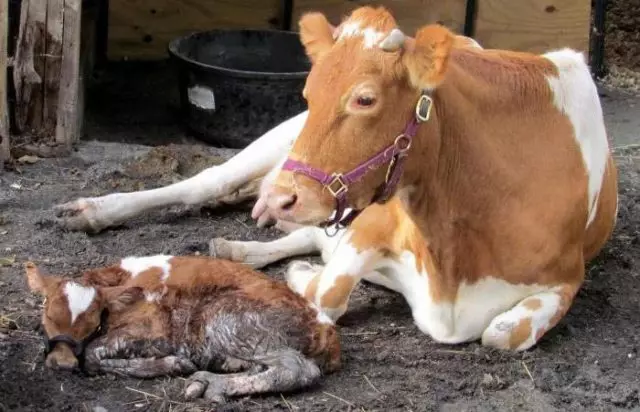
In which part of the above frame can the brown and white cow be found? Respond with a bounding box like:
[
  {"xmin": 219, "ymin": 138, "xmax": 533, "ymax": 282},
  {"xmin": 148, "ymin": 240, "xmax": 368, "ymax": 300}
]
[
  {"xmin": 53, "ymin": 6, "xmax": 617, "ymax": 351},
  {"xmin": 24, "ymin": 256, "xmax": 340, "ymax": 402}
]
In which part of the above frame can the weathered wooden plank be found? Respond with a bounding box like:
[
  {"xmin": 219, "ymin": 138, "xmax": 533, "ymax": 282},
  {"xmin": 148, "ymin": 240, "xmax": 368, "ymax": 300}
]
[
  {"xmin": 292, "ymin": 0, "xmax": 467, "ymax": 35},
  {"xmin": 0, "ymin": 0, "xmax": 10, "ymax": 164},
  {"xmin": 107, "ymin": 0, "xmax": 282, "ymax": 60},
  {"xmin": 43, "ymin": 0, "xmax": 64, "ymax": 136},
  {"xmin": 474, "ymin": 0, "xmax": 591, "ymax": 54},
  {"xmin": 13, "ymin": 0, "xmax": 47, "ymax": 134},
  {"xmin": 55, "ymin": 0, "xmax": 82, "ymax": 146}
]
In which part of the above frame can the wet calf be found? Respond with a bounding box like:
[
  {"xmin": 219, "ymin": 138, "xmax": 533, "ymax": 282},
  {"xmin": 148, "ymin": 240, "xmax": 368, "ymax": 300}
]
[{"xmin": 24, "ymin": 256, "xmax": 341, "ymax": 402}]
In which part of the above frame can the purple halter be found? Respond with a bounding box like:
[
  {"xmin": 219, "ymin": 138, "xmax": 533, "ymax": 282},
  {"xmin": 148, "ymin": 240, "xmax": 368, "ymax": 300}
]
[{"xmin": 281, "ymin": 90, "xmax": 434, "ymax": 236}]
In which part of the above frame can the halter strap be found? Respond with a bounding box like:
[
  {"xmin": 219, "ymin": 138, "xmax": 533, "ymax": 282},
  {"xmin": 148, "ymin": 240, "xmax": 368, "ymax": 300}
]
[{"xmin": 281, "ymin": 91, "xmax": 434, "ymax": 236}]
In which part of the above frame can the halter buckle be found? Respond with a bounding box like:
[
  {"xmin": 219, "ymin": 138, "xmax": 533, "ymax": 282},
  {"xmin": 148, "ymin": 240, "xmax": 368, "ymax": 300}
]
[
  {"xmin": 415, "ymin": 94, "xmax": 433, "ymax": 123},
  {"xmin": 326, "ymin": 173, "xmax": 348, "ymax": 198}
]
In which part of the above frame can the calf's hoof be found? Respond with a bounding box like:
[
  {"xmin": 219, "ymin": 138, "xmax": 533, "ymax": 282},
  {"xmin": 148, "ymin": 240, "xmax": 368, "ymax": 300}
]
[{"xmin": 184, "ymin": 371, "xmax": 227, "ymax": 404}]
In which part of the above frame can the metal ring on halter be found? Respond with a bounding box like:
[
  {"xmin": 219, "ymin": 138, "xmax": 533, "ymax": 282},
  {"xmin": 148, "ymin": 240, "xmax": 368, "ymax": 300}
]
[{"xmin": 393, "ymin": 134, "xmax": 412, "ymax": 153}]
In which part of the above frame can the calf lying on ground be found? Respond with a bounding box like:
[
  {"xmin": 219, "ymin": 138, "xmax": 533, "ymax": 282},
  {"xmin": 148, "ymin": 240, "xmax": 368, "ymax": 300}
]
[{"xmin": 24, "ymin": 256, "xmax": 340, "ymax": 402}]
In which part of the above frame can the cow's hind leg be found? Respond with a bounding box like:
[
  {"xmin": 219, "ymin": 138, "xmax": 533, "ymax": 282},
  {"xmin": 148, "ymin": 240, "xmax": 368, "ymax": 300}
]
[
  {"xmin": 481, "ymin": 284, "xmax": 579, "ymax": 351},
  {"xmin": 54, "ymin": 111, "xmax": 309, "ymax": 232},
  {"xmin": 183, "ymin": 349, "xmax": 321, "ymax": 403}
]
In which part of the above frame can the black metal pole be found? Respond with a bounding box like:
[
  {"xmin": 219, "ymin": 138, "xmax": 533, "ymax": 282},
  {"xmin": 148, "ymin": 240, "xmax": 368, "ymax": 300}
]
[
  {"xmin": 591, "ymin": 0, "xmax": 607, "ymax": 78},
  {"xmin": 282, "ymin": 0, "xmax": 293, "ymax": 31},
  {"xmin": 463, "ymin": 0, "xmax": 477, "ymax": 38}
]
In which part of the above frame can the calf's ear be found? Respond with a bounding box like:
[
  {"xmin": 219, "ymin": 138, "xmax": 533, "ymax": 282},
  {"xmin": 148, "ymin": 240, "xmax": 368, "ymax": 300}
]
[
  {"xmin": 24, "ymin": 261, "xmax": 49, "ymax": 295},
  {"xmin": 402, "ymin": 24, "xmax": 454, "ymax": 90},
  {"xmin": 102, "ymin": 286, "xmax": 144, "ymax": 312}
]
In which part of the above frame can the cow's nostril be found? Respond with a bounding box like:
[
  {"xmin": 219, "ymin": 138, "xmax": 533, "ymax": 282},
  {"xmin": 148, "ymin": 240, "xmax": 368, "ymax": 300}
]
[{"xmin": 281, "ymin": 194, "xmax": 297, "ymax": 211}]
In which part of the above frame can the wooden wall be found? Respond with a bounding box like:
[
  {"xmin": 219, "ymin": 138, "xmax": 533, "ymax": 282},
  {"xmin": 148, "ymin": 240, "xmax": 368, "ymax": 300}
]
[{"xmin": 107, "ymin": 0, "xmax": 591, "ymax": 61}]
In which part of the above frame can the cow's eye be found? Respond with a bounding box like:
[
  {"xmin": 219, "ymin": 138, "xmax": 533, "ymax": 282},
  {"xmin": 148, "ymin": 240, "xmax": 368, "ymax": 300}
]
[{"xmin": 356, "ymin": 96, "xmax": 376, "ymax": 107}]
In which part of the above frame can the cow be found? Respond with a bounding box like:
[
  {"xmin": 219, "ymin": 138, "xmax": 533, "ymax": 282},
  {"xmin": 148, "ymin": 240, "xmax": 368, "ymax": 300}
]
[
  {"xmin": 24, "ymin": 256, "xmax": 341, "ymax": 402},
  {"xmin": 52, "ymin": 6, "xmax": 618, "ymax": 351}
]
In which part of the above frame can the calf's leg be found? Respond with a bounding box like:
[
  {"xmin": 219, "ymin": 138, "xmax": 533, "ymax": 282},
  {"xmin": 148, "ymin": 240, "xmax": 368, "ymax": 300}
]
[
  {"xmin": 184, "ymin": 348, "xmax": 321, "ymax": 403},
  {"xmin": 54, "ymin": 111, "xmax": 309, "ymax": 232},
  {"xmin": 94, "ymin": 356, "xmax": 197, "ymax": 378}
]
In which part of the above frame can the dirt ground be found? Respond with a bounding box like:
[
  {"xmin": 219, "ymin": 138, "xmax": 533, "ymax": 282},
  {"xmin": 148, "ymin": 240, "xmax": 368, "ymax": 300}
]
[
  {"xmin": 1, "ymin": 5, "xmax": 640, "ymax": 412},
  {"xmin": 605, "ymin": 0, "xmax": 640, "ymax": 71}
]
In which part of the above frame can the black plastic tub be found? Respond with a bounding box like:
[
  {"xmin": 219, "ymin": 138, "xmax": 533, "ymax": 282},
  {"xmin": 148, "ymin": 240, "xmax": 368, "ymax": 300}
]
[{"xmin": 168, "ymin": 29, "xmax": 311, "ymax": 148}]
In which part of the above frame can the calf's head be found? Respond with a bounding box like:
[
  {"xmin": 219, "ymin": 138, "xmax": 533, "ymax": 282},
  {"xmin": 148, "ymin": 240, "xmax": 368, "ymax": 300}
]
[
  {"xmin": 24, "ymin": 262, "xmax": 142, "ymax": 371},
  {"xmin": 265, "ymin": 6, "xmax": 454, "ymax": 226}
]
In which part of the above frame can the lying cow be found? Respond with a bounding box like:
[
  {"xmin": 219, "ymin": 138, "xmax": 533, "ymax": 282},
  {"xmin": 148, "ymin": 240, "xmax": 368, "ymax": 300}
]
[
  {"xmin": 24, "ymin": 256, "xmax": 340, "ymax": 402},
  {"xmin": 53, "ymin": 6, "xmax": 618, "ymax": 352}
]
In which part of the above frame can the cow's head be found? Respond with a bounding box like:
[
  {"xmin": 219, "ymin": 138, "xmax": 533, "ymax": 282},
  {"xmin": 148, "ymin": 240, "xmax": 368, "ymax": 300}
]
[
  {"xmin": 264, "ymin": 6, "xmax": 454, "ymax": 226},
  {"xmin": 24, "ymin": 262, "xmax": 143, "ymax": 371}
]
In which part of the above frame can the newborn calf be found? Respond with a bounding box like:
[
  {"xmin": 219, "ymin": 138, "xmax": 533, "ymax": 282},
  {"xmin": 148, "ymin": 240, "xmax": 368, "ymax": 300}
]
[{"xmin": 25, "ymin": 256, "xmax": 341, "ymax": 402}]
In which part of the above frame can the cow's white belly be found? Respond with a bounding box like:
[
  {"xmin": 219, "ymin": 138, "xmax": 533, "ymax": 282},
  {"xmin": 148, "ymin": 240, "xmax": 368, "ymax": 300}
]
[{"xmin": 371, "ymin": 250, "xmax": 549, "ymax": 344}]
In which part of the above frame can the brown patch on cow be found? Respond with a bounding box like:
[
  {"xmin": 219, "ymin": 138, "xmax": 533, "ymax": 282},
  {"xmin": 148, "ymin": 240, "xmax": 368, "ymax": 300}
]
[
  {"xmin": 319, "ymin": 275, "xmax": 357, "ymax": 309},
  {"xmin": 304, "ymin": 274, "xmax": 320, "ymax": 301},
  {"xmin": 523, "ymin": 298, "xmax": 543, "ymax": 311},
  {"xmin": 508, "ymin": 317, "xmax": 533, "ymax": 350}
]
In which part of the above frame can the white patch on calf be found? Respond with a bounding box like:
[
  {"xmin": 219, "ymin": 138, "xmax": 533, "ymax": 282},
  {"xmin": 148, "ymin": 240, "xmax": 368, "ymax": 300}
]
[
  {"xmin": 63, "ymin": 282, "xmax": 97, "ymax": 324},
  {"xmin": 120, "ymin": 255, "xmax": 173, "ymax": 281},
  {"xmin": 543, "ymin": 49, "xmax": 610, "ymax": 228}
]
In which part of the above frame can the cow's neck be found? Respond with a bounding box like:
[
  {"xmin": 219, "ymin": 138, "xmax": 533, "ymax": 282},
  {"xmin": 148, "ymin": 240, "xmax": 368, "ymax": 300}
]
[{"xmin": 397, "ymin": 53, "xmax": 506, "ymax": 245}]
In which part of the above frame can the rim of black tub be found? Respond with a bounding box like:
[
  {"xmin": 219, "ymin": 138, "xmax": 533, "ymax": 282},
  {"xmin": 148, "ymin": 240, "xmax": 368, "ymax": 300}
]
[{"xmin": 167, "ymin": 29, "xmax": 311, "ymax": 80}]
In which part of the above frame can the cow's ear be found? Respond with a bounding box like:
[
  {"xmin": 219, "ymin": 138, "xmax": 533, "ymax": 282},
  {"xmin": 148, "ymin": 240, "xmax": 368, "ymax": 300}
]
[
  {"xmin": 102, "ymin": 286, "xmax": 144, "ymax": 312},
  {"xmin": 402, "ymin": 24, "xmax": 454, "ymax": 90},
  {"xmin": 299, "ymin": 12, "xmax": 336, "ymax": 64}
]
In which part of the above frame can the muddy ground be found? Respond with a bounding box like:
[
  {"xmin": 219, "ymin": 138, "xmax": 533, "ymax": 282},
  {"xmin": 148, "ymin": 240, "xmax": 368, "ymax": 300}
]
[{"xmin": 2, "ymin": 6, "xmax": 640, "ymax": 412}]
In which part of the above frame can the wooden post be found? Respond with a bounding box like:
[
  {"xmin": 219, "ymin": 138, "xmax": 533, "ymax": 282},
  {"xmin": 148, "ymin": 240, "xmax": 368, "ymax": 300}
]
[
  {"xmin": 55, "ymin": 0, "xmax": 82, "ymax": 146},
  {"xmin": 0, "ymin": 0, "xmax": 9, "ymax": 165},
  {"xmin": 44, "ymin": 0, "xmax": 64, "ymax": 136},
  {"xmin": 13, "ymin": 0, "xmax": 47, "ymax": 135}
]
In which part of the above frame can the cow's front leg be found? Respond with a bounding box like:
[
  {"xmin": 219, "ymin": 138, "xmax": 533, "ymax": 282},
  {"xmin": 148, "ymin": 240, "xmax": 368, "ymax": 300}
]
[
  {"xmin": 93, "ymin": 356, "xmax": 197, "ymax": 378},
  {"xmin": 285, "ymin": 232, "xmax": 383, "ymax": 321},
  {"xmin": 481, "ymin": 282, "xmax": 580, "ymax": 351},
  {"xmin": 210, "ymin": 226, "xmax": 327, "ymax": 269},
  {"xmin": 54, "ymin": 111, "xmax": 309, "ymax": 232}
]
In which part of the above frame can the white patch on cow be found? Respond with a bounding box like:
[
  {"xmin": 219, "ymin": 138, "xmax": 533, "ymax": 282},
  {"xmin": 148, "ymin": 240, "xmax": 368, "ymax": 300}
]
[
  {"xmin": 63, "ymin": 282, "xmax": 97, "ymax": 324},
  {"xmin": 543, "ymin": 49, "xmax": 610, "ymax": 228},
  {"xmin": 310, "ymin": 302, "xmax": 334, "ymax": 325},
  {"xmin": 337, "ymin": 21, "xmax": 384, "ymax": 49},
  {"xmin": 462, "ymin": 37, "xmax": 483, "ymax": 49},
  {"xmin": 371, "ymin": 250, "xmax": 548, "ymax": 345},
  {"xmin": 481, "ymin": 290, "xmax": 562, "ymax": 351},
  {"xmin": 120, "ymin": 255, "xmax": 173, "ymax": 281}
]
